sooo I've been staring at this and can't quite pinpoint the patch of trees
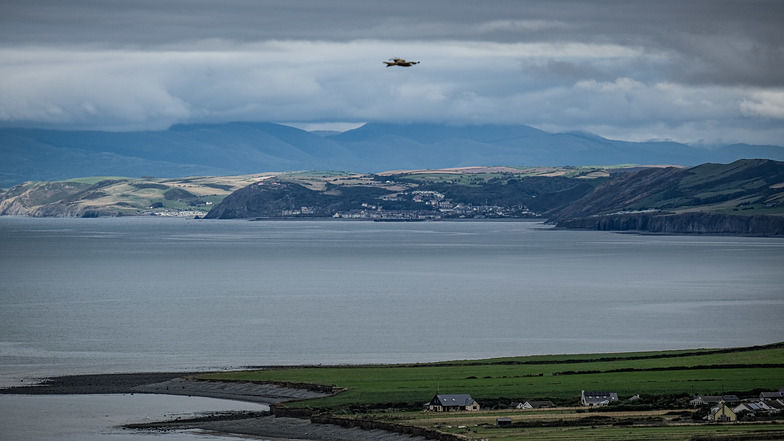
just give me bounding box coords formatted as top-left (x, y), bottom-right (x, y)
top-left (203, 183), bottom-right (234, 191)
top-left (131, 183), bottom-right (169, 190)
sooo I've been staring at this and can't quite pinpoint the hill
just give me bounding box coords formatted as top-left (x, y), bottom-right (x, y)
top-left (3, 160), bottom-right (783, 235)
top-left (0, 174), bottom-right (270, 217)
top-left (550, 159), bottom-right (784, 235)
top-left (3, 121), bottom-right (784, 188)
top-left (0, 166), bottom-right (622, 219)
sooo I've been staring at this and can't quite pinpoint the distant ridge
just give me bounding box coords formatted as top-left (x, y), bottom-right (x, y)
top-left (2, 121), bottom-right (783, 187)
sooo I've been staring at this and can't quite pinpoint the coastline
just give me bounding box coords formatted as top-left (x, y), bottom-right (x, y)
top-left (1, 372), bottom-right (429, 441)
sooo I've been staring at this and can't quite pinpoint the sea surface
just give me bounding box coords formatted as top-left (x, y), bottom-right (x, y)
top-left (1, 216), bottom-right (783, 439)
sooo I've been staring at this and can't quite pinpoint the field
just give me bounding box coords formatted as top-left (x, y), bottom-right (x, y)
top-left (198, 343), bottom-right (783, 410)
top-left (373, 408), bottom-right (784, 441)
top-left (197, 343), bottom-right (784, 440)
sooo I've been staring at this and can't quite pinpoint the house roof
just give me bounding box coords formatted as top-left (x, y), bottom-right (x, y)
top-left (735, 402), bottom-right (766, 412)
top-left (583, 391), bottom-right (617, 398)
top-left (768, 400), bottom-right (784, 410)
top-left (582, 391), bottom-right (618, 404)
top-left (525, 400), bottom-right (555, 408)
top-left (432, 394), bottom-right (475, 407)
top-left (694, 395), bottom-right (724, 403)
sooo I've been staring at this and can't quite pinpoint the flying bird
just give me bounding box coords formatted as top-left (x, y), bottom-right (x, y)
top-left (384, 58), bottom-right (420, 67)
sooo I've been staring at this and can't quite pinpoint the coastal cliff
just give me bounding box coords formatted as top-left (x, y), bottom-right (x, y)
top-left (548, 159), bottom-right (784, 235)
top-left (556, 212), bottom-right (784, 236)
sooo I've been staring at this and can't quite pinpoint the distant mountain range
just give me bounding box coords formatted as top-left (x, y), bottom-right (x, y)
top-left (3, 121), bottom-right (784, 187)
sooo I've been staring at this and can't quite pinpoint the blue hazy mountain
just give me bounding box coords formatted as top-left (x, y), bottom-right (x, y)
top-left (2, 121), bottom-right (783, 187)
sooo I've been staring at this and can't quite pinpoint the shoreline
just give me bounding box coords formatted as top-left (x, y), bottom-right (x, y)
top-left (1, 371), bottom-right (430, 441)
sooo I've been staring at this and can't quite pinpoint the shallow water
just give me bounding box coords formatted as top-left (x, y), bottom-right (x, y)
top-left (0, 394), bottom-right (268, 441)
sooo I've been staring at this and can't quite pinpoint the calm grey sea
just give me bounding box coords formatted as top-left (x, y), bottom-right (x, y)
top-left (1, 216), bottom-right (782, 440)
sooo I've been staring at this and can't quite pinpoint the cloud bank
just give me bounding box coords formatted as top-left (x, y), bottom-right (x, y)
top-left (0, 0), bottom-right (782, 145)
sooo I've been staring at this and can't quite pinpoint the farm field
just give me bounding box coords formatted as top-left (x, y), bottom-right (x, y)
top-left (198, 343), bottom-right (784, 411)
top-left (197, 343), bottom-right (784, 440)
top-left (197, 343), bottom-right (784, 441)
top-left (371, 409), bottom-right (784, 441)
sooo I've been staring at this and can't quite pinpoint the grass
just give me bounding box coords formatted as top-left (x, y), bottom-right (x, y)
top-left (440, 422), bottom-right (784, 441)
top-left (197, 343), bottom-right (784, 410)
top-left (196, 343), bottom-right (784, 441)
top-left (374, 407), bottom-right (784, 440)
top-left (65, 176), bottom-right (132, 184)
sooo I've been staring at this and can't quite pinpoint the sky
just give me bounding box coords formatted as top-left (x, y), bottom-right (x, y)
top-left (1, 0), bottom-right (783, 145)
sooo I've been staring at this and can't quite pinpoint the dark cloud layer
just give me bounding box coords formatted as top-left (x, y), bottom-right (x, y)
top-left (0, 0), bottom-right (782, 144)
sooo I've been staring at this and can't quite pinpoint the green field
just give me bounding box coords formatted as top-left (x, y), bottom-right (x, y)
top-left (198, 343), bottom-right (784, 411)
top-left (196, 343), bottom-right (784, 440)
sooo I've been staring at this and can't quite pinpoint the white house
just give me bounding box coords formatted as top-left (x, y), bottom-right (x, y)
top-left (519, 400), bottom-right (555, 409)
top-left (428, 394), bottom-right (480, 412)
top-left (581, 390), bottom-right (618, 406)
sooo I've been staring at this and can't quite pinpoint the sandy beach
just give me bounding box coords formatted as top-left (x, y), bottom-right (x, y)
top-left (1, 372), bottom-right (431, 441)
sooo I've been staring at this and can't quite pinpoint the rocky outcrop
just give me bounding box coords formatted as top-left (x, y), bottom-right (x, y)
top-left (556, 212), bottom-right (784, 236)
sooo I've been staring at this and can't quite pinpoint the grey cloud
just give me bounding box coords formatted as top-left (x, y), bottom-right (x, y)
top-left (0, 0), bottom-right (782, 144)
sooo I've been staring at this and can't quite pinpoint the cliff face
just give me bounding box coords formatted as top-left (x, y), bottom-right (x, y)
top-left (549, 159), bottom-right (784, 235)
top-left (556, 212), bottom-right (784, 236)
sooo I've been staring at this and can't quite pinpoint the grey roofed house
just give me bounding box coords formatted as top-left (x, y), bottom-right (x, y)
top-left (690, 395), bottom-right (739, 406)
top-left (765, 400), bottom-right (784, 412)
top-left (581, 390), bottom-right (618, 406)
top-left (689, 395), bottom-right (724, 406)
top-left (734, 402), bottom-right (768, 414)
top-left (761, 391), bottom-right (784, 400)
top-left (428, 394), bottom-right (480, 411)
top-left (520, 400), bottom-right (555, 409)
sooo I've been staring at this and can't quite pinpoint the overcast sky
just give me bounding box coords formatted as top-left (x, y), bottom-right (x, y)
top-left (1, 0), bottom-right (782, 145)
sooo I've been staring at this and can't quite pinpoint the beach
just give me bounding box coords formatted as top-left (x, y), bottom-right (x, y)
top-left (1, 372), bottom-right (431, 441)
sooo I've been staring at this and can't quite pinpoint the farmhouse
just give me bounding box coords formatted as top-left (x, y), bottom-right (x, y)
top-left (760, 391), bottom-right (784, 400)
top-left (708, 404), bottom-right (737, 422)
top-left (690, 395), bottom-right (740, 406)
top-left (517, 400), bottom-right (555, 409)
top-left (734, 399), bottom-right (784, 415)
top-left (581, 390), bottom-right (618, 406)
top-left (734, 402), bottom-right (768, 414)
top-left (428, 394), bottom-right (480, 412)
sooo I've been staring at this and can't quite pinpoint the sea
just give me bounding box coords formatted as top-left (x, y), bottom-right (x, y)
top-left (1, 216), bottom-right (782, 440)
